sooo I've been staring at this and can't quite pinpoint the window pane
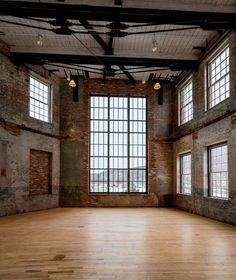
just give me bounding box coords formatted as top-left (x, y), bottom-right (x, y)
top-left (90, 96), bottom-right (147, 193)
top-left (208, 46), bottom-right (230, 109)
top-left (29, 77), bottom-right (50, 122)
top-left (209, 144), bottom-right (228, 199)
top-left (179, 80), bottom-right (193, 125)
top-left (180, 153), bottom-right (191, 194)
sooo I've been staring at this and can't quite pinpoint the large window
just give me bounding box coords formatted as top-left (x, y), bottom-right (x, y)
top-left (179, 153), bottom-right (191, 194)
top-left (90, 96), bottom-right (147, 193)
top-left (179, 79), bottom-right (193, 125)
top-left (208, 143), bottom-right (228, 199)
top-left (29, 76), bottom-right (51, 122)
top-left (207, 45), bottom-right (230, 109)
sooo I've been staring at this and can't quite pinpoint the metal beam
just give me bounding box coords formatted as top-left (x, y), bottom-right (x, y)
top-left (0, 1), bottom-right (235, 27)
top-left (119, 65), bottom-right (136, 85)
top-left (10, 52), bottom-right (197, 70)
top-left (79, 18), bottom-right (109, 53)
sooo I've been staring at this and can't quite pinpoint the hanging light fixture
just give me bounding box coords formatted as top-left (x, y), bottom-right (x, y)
top-left (152, 34), bottom-right (158, 52)
top-left (154, 82), bottom-right (161, 90)
top-left (36, 33), bottom-right (43, 46)
top-left (69, 77), bottom-right (76, 88)
top-left (68, 71), bottom-right (77, 88)
top-left (64, 69), bottom-right (71, 81)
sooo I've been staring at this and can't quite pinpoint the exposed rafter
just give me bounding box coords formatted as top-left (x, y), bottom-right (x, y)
top-left (0, 1), bottom-right (235, 29)
top-left (10, 53), bottom-right (198, 71)
top-left (118, 65), bottom-right (135, 85)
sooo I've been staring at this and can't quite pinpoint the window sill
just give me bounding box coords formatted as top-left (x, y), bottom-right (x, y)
top-left (176, 193), bottom-right (192, 197)
top-left (205, 196), bottom-right (229, 201)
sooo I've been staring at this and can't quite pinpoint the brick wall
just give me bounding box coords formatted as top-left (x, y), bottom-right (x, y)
top-left (60, 79), bottom-right (174, 207)
top-left (0, 40), bottom-right (60, 216)
top-left (29, 150), bottom-right (52, 195)
top-left (173, 32), bottom-right (236, 225)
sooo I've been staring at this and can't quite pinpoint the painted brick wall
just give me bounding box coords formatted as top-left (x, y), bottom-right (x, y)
top-left (29, 150), bottom-right (52, 195)
top-left (60, 79), bottom-right (174, 207)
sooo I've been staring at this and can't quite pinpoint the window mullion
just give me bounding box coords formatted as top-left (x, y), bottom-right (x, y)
top-left (127, 96), bottom-right (130, 194)
top-left (107, 96), bottom-right (110, 194)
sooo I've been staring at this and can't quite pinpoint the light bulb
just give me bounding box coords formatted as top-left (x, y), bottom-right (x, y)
top-left (154, 82), bottom-right (161, 90)
top-left (36, 33), bottom-right (43, 46)
top-left (152, 45), bottom-right (158, 52)
top-left (152, 36), bottom-right (158, 52)
top-left (69, 79), bottom-right (76, 88)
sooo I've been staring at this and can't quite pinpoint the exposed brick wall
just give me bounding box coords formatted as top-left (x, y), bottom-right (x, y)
top-left (29, 149), bottom-right (52, 195)
top-left (60, 79), bottom-right (174, 207)
top-left (173, 33), bottom-right (236, 139)
top-left (0, 40), bottom-right (60, 136)
top-left (0, 40), bottom-right (60, 216)
top-left (173, 32), bottom-right (236, 225)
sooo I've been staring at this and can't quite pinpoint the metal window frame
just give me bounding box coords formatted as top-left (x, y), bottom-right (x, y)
top-left (89, 94), bottom-right (148, 194)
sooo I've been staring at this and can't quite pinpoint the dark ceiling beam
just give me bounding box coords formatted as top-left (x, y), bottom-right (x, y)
top-left (119, 65), bottom-right (135, 85)
top-left (84, 70), bottom-right (90, 79)
top-left (148, 73), bottom-right (154, 82)
top-left (78, 18), bottom-right (110, 53)
top-left (0, 1), bottom-right (235, 27)
top-left (10, 52), bottom-right (197, 70)
top-left (79, 18), bottom-right (116, 82)
top-left (78, 19), bottom-right (135, 84)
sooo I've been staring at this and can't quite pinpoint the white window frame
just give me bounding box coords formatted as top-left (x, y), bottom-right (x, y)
top-left (178, 152), bottom-right (192, 195)
top-left (208, 143), bottom-right (228, 199)
top-left (206, 43), bottom-right (230, 109)
top-left (29, 74), bottom-right (52, 123)
top-left (178, 77), bottom-right (193, 125)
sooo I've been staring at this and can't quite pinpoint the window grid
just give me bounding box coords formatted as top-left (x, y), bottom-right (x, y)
top-left (29, 76), bottom-right (50, 122)
top-left (208, 144), bottom-right (228, 199)
top-left (89, 96), bottom-right (147, 193)
top-left (180, 153), bottom-right (191, 194)
top-left (208, 46), bottom-right (230, 108)
top-left (179, 80), bottom-right (193, 125)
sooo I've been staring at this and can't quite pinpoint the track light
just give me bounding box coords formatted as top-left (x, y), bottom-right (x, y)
top-left (36, 33), bottom-right (43, 46)
top-left (152, 35), bottom-right (158, 52)
top-left (154, 82), bottom-right (161, 90)
top-left (142, 80), bottom-right (146, 85)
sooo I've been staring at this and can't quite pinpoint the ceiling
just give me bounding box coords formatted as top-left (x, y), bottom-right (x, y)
top-left (0, 0), bottom-right (235, 84)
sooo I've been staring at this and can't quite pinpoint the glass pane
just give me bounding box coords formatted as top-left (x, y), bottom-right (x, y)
top-left (90, 96), bottom-right (147, 193)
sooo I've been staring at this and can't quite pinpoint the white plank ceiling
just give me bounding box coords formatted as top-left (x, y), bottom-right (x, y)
top-left (0, 0), bottom-right (234, 82)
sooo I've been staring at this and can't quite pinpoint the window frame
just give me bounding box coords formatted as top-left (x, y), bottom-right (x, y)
top-left (179, 152), bottom-right (192, 195)
top-left (29, 74), bottom-right (52, 123)
top-left (89, 94), bottom-right (148, 194)
top-left (178, 77), bottom-right (193, 125)
top-left (208, 142), bottom-right (228, 199)
top-left (206, 43), bottom-right (230, 110)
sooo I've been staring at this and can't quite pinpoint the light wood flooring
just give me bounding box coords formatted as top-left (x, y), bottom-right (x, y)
top-left (0, 208), bottom-right (236, 280)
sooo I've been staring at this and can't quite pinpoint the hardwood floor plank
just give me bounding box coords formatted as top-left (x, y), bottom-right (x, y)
top-left (0, 208), bottom-right (236, 280)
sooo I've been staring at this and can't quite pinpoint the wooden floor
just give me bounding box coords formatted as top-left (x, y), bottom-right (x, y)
top-left (0, 208), bottom-right (236, 280)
